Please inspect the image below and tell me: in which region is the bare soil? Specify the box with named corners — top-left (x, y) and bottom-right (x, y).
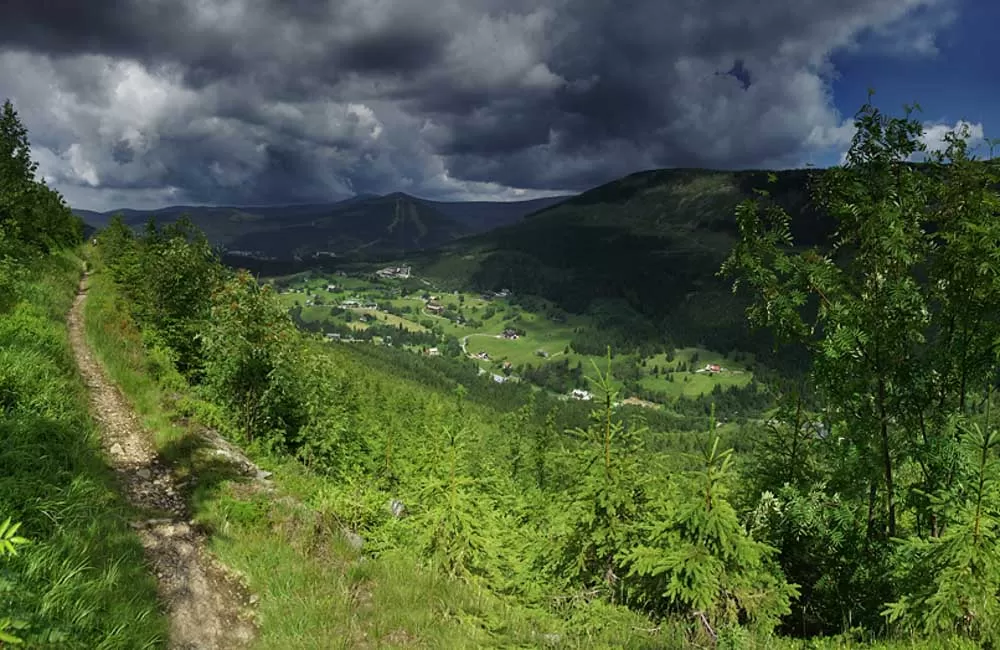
top-left (68, 274), bottom-right (258, 650)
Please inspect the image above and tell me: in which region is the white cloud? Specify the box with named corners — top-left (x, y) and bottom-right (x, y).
top-left (921, 120), bottom-right (986, 153)
top-left (828, 119), bottom-right (986, 166)
top-left (861, 0), bottom-right (957, 57)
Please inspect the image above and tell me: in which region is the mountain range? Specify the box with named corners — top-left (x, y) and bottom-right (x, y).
top-left (73, 193), bottom-right (569, 258)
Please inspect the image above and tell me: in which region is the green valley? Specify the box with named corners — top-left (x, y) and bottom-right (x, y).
top-left (268, 269), bottom-right (761, 419)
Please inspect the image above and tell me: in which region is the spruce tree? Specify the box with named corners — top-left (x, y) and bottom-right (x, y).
top-left (550, 349), bottom-right (648, 602)
top-left (884, 417), bottom-right (1000, 641)
top-left (626, 413), bottom-right (797, 636)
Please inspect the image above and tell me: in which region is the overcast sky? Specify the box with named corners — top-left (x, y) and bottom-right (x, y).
top-left (1, 0), bottom-right (994, 211)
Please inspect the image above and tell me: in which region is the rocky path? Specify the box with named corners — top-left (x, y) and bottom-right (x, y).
top-left (68, 274), bottom-right (257, 650)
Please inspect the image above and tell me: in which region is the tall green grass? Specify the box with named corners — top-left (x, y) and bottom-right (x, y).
top-left (0, 252), bottom-right (166, 648)
top-left (82, 269), bottom-right (189, 449)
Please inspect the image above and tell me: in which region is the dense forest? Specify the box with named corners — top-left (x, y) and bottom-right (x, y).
top-left (4, 93), bottom-right (1000, 648)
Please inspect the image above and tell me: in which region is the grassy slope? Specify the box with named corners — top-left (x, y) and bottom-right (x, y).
top-left (79, 249), bottom-right (977, 650)
top-left (0, 252), bottom-right (167, 648)
top-left (82, 254), bottom-right (658, 649)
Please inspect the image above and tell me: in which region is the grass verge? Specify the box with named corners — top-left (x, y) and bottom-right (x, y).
top-left (0, 251), bottom-right (166, 648)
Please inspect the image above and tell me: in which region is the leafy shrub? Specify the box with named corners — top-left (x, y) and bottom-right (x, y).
top-left (201, 270), bottom-right (306, 448)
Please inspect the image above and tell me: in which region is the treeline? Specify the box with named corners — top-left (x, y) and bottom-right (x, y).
top-left (1, 100), bottom-right (82, 306)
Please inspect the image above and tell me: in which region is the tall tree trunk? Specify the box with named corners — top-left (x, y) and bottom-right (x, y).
top-left (877, 376), bottom-right (896, 538)
top-left (866, 480), bottom-right (878, 544)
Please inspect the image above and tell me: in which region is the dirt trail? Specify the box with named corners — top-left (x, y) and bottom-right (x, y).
top-left (68, 274), bottom-right (257, 650)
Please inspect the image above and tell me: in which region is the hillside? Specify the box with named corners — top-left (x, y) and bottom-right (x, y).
top-left (73, 193), bottom-right (568, 259)
top-left (414, 168), bottom-right (834, 360)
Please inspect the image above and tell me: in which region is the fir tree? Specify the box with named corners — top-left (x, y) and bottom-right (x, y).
top-left (551, 349), bottom-right (648, 602)
top-left (626, 410), bottom-right (797, 637)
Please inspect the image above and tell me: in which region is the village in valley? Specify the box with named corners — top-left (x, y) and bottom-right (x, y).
top-left (270, 264), bottom-right (755, 408)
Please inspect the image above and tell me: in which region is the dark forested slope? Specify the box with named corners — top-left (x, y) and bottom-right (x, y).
top-left (416, 168), bottom-right (835, 360)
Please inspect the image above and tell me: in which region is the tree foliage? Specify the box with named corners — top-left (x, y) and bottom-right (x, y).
top-left (722, 92), bottom-right (1000, 637)
top-left (0, 99), bottom-right (81, 255)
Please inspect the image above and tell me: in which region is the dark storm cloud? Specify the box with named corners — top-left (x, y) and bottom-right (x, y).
top-left (0, 0), bottom-right (190, 62)
top-left (338, 26), bottom-right (448, 74)
top-left (0, 0), bottom-right (958, 210)
top-left (110, 140), bottom-right (135, 165)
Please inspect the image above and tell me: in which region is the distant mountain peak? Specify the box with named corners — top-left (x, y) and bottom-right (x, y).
top-left (380, 191), bottom-right (419, 201)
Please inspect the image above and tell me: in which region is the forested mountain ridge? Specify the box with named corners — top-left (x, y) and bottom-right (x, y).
top-left (73, 193), bottom-right (568, 259)
top-left (413, 167), bottom-right (835, 362)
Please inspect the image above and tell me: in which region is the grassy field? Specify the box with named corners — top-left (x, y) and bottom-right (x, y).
top-left (349, 308), bottom-right (429, 332)
top-left (638, 347), bottom-right (753, 398)
top-left (268, 272), bottom-right (757, 404)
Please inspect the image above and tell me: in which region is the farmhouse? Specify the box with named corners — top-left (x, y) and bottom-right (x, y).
top-left (326, 284), bottom-right (337, 292)
top-left (341, 299), bottom-right (360, 308)
top-left (571, 389), bottom-right (593, 401)
top-left (502, 328), bottom-right (519, 340)
top-left (362, 301), bottom-right (378, 309)
top-left (426, 347), bottom-right (441, 357)
top-left (426, 301), bottom-right (444, 314)
top-left (376, 265), bottom-right (412, 279)
top-left (621, 396), bottom-right (657, 409)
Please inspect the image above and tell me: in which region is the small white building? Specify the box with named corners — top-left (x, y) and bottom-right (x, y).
top-left (571, 389), bottom-right (593, 401)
